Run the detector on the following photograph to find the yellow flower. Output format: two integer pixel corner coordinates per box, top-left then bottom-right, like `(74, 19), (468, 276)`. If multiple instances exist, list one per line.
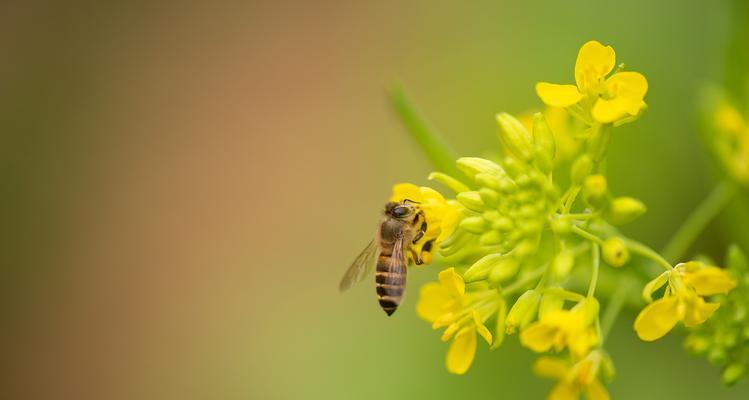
(520, 298), (599, 359)
(416, 268), (498, 374)
(390, 183), (460, 260)
(634, 262), (736, 341)
(533, 352), (611, 400)
(536, 40), (648, 124)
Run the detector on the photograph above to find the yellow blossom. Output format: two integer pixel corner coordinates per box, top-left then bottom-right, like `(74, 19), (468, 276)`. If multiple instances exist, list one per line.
(634, 261), (736, 341)
(390, 183), (460, 260)
(536, 40), (648, 124)
(520, 298), (599, 359)
(416, 268), (498, 374)
(711, 101), (749, 183)
(533, 352), (611, 400)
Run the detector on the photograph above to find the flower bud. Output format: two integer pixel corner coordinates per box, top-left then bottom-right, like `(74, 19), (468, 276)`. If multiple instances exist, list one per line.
(539, 290), (564, 318)
(456, 157), (504, 178)
(606, 197), (647, 225)
(532, 112), (556, 159)
(480, 231), (503, 246)
(505, 290), (540, 333)
(456, 191), (486, 212)
(571, 155), (593, 185)
(475, 172), (501, 190)
(722, 363), (746, 386)
(491, 299), (508, 350)
(496, 113), (534, 161)
(464, 253), (504, 282)
(459, 216), (488, 234)
(488, 258), (520, 284)
(551, 249), (575, 280)
(583, 174), (608, 207)
(602, 238), (630, 267)
(550, 217), (571, 235)
(428, 172), (470, 194)
(479, 188), (500, 207)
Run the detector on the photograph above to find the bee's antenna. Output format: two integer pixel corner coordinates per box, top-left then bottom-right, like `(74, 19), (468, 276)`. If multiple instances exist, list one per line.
(402, 199), (421, 205)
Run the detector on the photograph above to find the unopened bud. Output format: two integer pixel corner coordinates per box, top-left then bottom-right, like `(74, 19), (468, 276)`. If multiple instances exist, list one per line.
(464, 254), (504, 282)
(571, 155), (593, 185)
(602, 238), (630, 267)
(459, 216), (488, 234)
(551, 250), (575, 279)
(456, 157), (504, 178)
(489, 258), (520, 284)
(497, 113), (534, 161)
(532, 112), (556, 159)
(479, 188), (500, 207)
(606, 197), (647, 225)
(456, 191), (486, 212)
(505, 290), (540, 333)
(583, 174), (608, 207)
(723, 363), (746, 386)
(428, 172), (470, 194)
(550, 218), (572, 235)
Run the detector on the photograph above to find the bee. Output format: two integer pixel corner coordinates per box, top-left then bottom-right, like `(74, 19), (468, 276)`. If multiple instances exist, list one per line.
(339, 200), (434, 316)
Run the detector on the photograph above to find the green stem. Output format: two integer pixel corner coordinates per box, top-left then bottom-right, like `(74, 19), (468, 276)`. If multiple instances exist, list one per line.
(661, 181), (736, 263)
(571, 225), (604, 245)
(587, 243), (600, 298)
(389, 86), (461, 178)
(623, 238), (673, 271)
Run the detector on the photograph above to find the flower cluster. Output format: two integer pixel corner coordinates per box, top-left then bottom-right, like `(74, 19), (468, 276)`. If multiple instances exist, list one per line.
(380, 41), (739, 398)
(702, 87), (749, 186)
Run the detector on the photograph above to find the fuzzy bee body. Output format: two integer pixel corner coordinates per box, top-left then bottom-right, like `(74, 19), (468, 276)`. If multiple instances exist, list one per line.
(340, 200), (429, 316)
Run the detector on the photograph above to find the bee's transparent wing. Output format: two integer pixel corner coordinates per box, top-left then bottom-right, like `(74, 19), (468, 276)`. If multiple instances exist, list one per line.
(339, 240), (378, 292)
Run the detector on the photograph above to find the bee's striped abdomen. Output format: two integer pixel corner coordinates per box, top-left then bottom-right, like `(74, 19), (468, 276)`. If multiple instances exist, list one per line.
(375, 254), (406, 316)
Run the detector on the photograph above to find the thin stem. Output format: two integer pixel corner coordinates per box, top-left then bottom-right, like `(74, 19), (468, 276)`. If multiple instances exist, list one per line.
(587, 243), (600, 298)
(571, 225), (604, 245)
(661, 181), (736, 263)
(623, 238), (672, 271)
(389, 86), (462, 178)
(503, 264), (548, 296)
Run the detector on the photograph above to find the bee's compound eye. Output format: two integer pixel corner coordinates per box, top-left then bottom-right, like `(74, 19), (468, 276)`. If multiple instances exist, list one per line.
(392, 206), (409, 218)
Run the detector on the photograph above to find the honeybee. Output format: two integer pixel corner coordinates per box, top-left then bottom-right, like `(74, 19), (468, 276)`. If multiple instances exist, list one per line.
(339, 200), (433, 316)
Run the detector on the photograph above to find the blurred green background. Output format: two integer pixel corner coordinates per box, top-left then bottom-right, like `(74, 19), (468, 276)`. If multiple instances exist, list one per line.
(2, 0), (749, 399)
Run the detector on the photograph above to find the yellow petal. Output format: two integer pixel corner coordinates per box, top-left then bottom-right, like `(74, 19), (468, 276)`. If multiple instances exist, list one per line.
(575, 41), (616, 91)
(416, 282), (452, 323)
(520, 321), (557, 353)
(683, 297), (720, 327)
(642, 271), (670, 303)
(536, 83), (583, 107)
(591, 72), (648, 123)
(446, 328), (477, 375)
(683, 267), (737, 296)
(439, 268), (465, 297)
(390, 183), (423, 203)
(585, 379), (610, 400)
(472, 311), (493, 345)
(633, 296), (681, 341)
(533, 356), (570, 380)
(549, 382), (580, 400)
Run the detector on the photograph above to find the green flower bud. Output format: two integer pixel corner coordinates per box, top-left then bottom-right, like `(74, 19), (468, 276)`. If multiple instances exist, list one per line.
(684, 334), (710, 354)
(460, 216), (488, 234)
(515, 238), (538, 258)
(550, 217), (572, 235)
(602, 238), (630, 267)
(428, 172), (470, 194)
(479, 188), (500, 207)
(457, 157), (504, 178)
(532, 112), (556, 159)
(493, 217), (514, 232)
(496, 113), (534, 161)
(707, 346), (727, 365)
(491, 299), (508, 350)
(551, 249), (575, 280)
(722, 363), (746, 386)
(606, 197), (647, 225)
(464, 253), (505, 282)
(583, 174), (608, 207)
(480, 231), (503, 246)
(475, 172), (501, 190)
(457, 191), (486, 212)
(571, 155), (594, 185)
(505, 290), (540, 333)
(539, 290), (564, 318)
(489, 258), (520, 284)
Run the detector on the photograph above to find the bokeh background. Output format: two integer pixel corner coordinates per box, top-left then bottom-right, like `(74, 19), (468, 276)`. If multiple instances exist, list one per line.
(2, 0), (749, 399)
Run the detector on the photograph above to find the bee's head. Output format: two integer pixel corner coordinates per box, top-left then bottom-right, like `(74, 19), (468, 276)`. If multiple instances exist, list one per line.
(385, 200), (419, 219)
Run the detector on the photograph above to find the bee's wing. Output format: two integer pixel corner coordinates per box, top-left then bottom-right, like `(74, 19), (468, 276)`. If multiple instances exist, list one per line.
(339, 239), (378, 292)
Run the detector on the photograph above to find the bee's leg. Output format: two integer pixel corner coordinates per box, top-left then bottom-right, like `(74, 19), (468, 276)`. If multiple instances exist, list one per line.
(410, 247), (424, 265)
(412, 211), (428, 244)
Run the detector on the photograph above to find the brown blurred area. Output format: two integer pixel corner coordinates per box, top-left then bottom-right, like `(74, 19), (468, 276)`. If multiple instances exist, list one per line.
(0, 2), (420, 398)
